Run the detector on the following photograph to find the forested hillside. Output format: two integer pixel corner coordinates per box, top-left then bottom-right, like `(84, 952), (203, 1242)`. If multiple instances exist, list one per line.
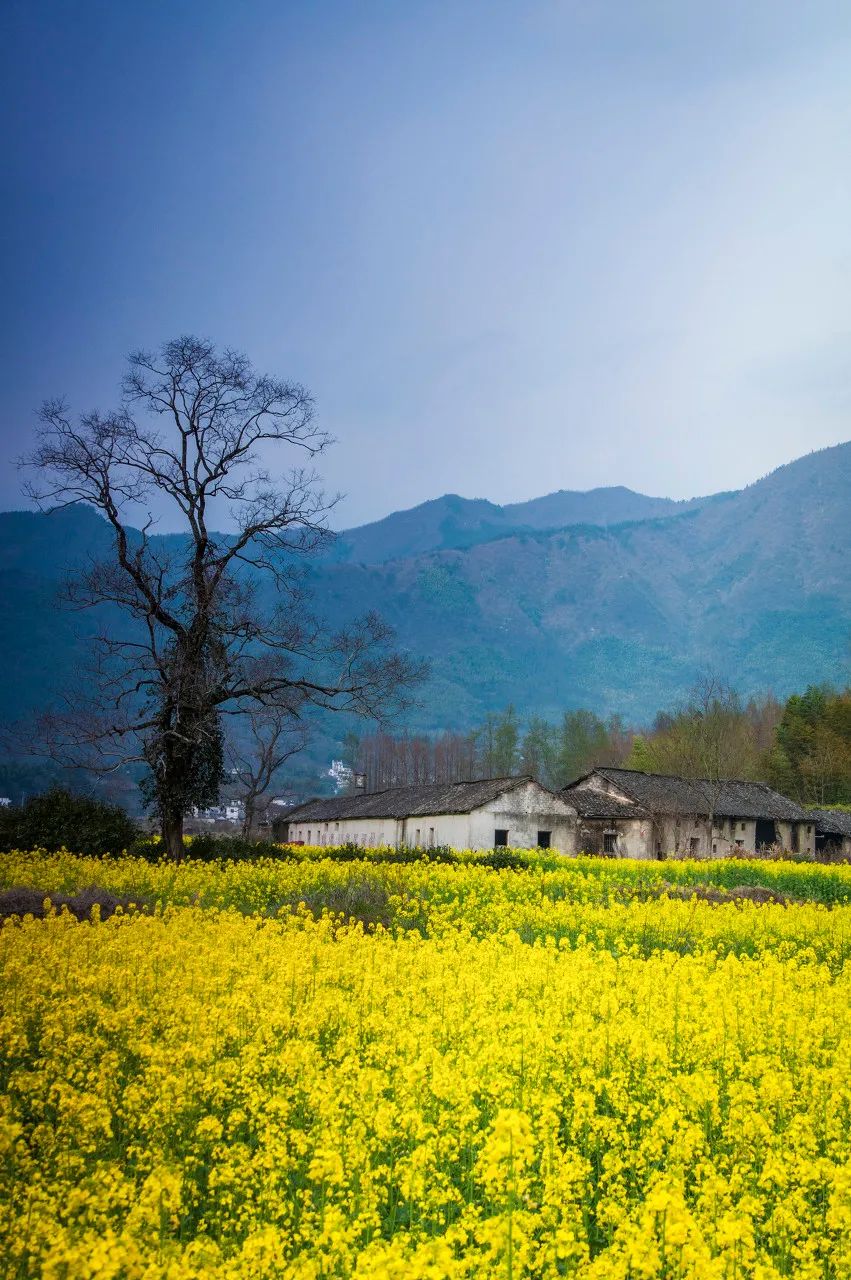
(1, 443), (849, 768)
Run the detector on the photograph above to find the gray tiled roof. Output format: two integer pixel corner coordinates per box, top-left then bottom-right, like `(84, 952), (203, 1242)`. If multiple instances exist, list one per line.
(570, 789), (647, 820)
(809, 809), (851, 837)
(285, 775), (545, 823)
(565, 767), (809, 821)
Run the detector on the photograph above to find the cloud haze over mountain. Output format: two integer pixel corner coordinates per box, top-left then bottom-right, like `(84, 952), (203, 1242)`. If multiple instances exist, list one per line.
(2, 1), (851, 528)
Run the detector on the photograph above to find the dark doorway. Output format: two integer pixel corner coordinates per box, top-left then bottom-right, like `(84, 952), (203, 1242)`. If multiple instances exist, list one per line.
(537, 830), (551, 849)
(755, 819), (777, 850)
(494, 829), (508, 847)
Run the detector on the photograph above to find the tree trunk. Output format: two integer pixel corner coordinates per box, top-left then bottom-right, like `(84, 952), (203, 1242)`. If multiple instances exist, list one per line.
(162, 809), (185, 862)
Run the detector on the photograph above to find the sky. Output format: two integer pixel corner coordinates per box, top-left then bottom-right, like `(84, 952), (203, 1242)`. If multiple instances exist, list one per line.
(2, 0), (851, 530)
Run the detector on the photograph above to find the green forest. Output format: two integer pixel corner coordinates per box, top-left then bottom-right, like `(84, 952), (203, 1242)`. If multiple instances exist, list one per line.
(347, 681), (851, 807)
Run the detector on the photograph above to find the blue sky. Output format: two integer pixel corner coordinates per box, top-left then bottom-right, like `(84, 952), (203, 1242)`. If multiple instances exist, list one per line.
(2, 0), (851, 528)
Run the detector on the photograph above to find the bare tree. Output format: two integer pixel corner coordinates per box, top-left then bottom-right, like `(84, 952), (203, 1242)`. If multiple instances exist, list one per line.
(227, 704), (308, 837)
(23, 336), (425, 858)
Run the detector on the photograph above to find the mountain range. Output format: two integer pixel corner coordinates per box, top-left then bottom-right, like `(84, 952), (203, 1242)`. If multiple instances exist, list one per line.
(1, 443), (849, 747)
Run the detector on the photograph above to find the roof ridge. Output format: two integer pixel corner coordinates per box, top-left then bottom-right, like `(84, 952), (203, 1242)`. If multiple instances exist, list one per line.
(601, 766), (783, 789)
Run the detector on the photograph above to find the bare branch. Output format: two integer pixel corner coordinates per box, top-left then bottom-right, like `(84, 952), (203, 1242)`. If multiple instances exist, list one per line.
(21, 335), (427, 857)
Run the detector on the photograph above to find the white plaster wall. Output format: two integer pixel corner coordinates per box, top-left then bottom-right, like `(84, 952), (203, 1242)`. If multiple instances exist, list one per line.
(287, 782), (577, 852)
(289, 816), (401, 846)
(578, 775), (634, 801)
(620, 820), (653, 858)
(468, 782), (577, 853)
(400, 813), (473, 849)
(775, 820), (815, 856)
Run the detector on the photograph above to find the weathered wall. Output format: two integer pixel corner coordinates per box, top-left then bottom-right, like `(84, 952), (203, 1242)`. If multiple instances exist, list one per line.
(469, 782), (576, 853)
(288, 815), (404, 846)
(575, 819), (650, 858)
(287, 791), (815, 858)
(287, 782), (577, 852)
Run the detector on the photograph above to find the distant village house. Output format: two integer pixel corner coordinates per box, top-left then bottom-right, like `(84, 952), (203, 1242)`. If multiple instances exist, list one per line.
(809, 810), (851, 860)
(282, 766), (824, 857)
(281, 777), (577, 852)
(562, 767), (814, 858)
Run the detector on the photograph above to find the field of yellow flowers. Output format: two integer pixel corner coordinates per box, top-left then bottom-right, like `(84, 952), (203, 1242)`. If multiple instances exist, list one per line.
(3, 850), (851, 1278)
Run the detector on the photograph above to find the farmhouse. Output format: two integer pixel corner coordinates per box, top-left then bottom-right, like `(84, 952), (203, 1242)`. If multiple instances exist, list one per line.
(563, 767), (814, 858)
(810, 810), (851, 859)
(281, 776), (578, 852)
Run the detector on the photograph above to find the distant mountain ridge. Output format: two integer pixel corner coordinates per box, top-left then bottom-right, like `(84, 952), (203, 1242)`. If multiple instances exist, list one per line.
(327, 485), (723, 564)
(1, 444), (849, 738)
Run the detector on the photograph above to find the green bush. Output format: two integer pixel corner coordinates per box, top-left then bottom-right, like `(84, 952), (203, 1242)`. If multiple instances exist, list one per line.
(127, 835), (540, 869)
(0, 788), (138, 857)
(128, 832), (286, 863)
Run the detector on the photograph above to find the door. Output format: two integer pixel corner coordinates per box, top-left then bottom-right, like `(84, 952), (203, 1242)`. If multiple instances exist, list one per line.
(754, 819), (777, 851)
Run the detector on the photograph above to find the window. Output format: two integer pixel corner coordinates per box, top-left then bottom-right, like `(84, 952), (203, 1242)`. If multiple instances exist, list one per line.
(735, 839), (744, 848)
(537, 830), (551, 849)
(603, 832), (617, 854)
(741, 822), (746, 831)
(689, 837), (700, 854)
(428, 827), (435, 848)
(414, 828), (421, 846)
(494, 829), (509, 847)
(712, 843), (717, 855)
(307, 830), (311, 843)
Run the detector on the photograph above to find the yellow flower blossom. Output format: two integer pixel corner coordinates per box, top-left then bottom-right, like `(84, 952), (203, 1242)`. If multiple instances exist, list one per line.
(1, 850), (851, 1276)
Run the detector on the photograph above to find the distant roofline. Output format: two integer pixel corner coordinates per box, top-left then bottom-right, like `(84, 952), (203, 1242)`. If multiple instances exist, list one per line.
(294, 773), (534, 809)
(285, 774), (547, 823)
(563, 766), (808, 820)
(569, 765), (782, 790)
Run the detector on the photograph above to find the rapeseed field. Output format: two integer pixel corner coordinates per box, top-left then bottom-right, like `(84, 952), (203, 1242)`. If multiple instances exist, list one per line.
(2, 850), (851, 1278)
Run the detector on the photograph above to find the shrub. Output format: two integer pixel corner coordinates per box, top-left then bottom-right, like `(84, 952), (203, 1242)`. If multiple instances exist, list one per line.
(128, 832), (286, 863)
(0, 788), (138, 857)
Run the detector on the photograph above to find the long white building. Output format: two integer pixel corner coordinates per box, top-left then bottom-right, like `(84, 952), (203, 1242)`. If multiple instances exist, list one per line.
(282, 776), (577, 852)
(281, 766), (821, 857)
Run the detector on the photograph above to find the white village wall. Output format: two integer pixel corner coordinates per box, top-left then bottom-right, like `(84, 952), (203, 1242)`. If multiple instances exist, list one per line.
(467, 782), (576, 853)
(287, 782), (577, 852)
(288, 785), (816, 859)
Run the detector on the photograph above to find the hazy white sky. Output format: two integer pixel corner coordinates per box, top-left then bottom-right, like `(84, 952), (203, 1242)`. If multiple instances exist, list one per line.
(3, 0), (851, 528)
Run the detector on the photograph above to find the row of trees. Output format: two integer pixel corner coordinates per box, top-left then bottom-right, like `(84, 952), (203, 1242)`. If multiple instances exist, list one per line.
(343, 680), (851, 806)
(767, 685), (851, 805)
(343, 706), (633, 793)
(629, 682), (851, 805)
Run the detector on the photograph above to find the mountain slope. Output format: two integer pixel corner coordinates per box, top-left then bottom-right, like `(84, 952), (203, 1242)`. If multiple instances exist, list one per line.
(1, 444), (849, 732)
(328, 485), (720, 564)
